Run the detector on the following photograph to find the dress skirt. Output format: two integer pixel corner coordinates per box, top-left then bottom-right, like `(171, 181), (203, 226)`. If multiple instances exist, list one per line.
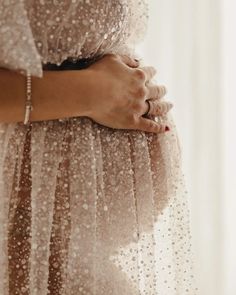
(0, 59), (197, 295)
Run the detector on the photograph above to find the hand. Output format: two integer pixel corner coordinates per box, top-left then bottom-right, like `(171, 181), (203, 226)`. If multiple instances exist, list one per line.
(83, 53), (173, 133)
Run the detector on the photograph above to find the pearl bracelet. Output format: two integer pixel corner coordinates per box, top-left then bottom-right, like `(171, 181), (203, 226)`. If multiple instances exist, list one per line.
(23, 71), (33, 125)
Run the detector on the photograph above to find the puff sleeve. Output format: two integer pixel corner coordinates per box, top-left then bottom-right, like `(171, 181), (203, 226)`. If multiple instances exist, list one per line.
(0, 0), (42, 77)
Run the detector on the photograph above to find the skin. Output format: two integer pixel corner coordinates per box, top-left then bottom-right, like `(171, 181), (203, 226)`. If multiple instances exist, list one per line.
(0, 53), (173, 133)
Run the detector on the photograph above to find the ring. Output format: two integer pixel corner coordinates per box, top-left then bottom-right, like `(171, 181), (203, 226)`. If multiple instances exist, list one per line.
(143, 99), (153, 116)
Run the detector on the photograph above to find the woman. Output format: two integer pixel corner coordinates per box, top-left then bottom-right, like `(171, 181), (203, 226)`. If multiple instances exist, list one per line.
(0, 0), (197, 294)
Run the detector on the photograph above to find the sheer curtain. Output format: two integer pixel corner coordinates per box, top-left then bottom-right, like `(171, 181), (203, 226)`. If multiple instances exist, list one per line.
(138, 1), (236, 294)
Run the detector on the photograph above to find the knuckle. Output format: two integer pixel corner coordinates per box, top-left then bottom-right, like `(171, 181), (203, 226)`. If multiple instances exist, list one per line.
(155, 86), (161, 97)
(155, 103), (162, 113)
(136, 86), (147, 99)
(134, 68), (146, 81)
(146, 120), (154, 131)
(158, 85), (167, 97)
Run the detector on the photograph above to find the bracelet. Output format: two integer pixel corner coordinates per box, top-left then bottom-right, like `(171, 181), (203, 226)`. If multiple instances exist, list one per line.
(23, 71), (33, 125)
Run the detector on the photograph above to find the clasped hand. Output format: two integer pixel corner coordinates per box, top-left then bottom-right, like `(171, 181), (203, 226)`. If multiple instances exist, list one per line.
(85, 53), (173, 133)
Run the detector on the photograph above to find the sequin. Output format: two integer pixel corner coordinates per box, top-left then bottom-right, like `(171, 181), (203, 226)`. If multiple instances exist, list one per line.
(0, 0), (198, 294)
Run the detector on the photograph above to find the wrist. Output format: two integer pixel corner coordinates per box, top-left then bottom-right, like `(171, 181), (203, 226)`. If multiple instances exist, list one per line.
(30, 69), (92, 121)
(65, 68), (95, 118)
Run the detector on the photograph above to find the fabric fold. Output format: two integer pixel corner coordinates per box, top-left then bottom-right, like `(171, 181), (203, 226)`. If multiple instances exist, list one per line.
(29, 120), (66, 294)
(0, 123), (30, 294)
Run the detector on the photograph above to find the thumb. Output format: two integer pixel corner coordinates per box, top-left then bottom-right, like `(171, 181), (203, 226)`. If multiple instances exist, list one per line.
(119, 54), (140, 68)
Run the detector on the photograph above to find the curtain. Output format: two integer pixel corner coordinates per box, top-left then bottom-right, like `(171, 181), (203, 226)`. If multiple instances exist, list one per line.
(138, 1), (236, 294)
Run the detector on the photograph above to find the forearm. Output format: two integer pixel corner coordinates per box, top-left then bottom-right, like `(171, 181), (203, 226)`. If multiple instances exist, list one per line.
(0, 68), (91, 123)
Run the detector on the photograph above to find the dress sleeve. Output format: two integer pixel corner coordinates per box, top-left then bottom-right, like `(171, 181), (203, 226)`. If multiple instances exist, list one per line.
(126, 0), (149, 47)
(116, 0), (149, 60)
(0, 0), (43, 77)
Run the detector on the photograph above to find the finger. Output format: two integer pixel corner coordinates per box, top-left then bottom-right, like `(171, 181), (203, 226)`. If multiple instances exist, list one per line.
(119, 54), (140, 68)
(139, 66), (157, 81)
(149, 101), (173, 116)
(134, 117), (170, 134)
(147, 85), (168, 100)
(157, 85), (168, 98)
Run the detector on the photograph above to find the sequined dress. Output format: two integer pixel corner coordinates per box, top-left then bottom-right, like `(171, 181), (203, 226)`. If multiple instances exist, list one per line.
(0, 1), (198, 294)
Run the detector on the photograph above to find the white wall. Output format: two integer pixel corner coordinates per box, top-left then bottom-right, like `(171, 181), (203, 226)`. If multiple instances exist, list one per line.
(222, 1), (236, 294)
(138, 1), (236, 294)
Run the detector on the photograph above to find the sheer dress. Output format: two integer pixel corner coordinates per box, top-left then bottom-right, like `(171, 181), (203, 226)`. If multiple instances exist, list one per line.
(0, 0), (198, 294)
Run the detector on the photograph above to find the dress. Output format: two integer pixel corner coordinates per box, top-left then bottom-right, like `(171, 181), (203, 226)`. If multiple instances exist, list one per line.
(0, 1), (198, 294)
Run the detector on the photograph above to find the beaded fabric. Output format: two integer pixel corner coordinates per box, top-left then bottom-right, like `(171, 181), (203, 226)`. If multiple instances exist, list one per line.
(0, 0), (198, 294)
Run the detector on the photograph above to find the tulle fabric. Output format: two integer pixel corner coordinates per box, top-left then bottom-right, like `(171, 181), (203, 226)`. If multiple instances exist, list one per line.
(0, 0), (198, 294)
(0, 116), (196, 294)
(0, 0), (42, 76)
